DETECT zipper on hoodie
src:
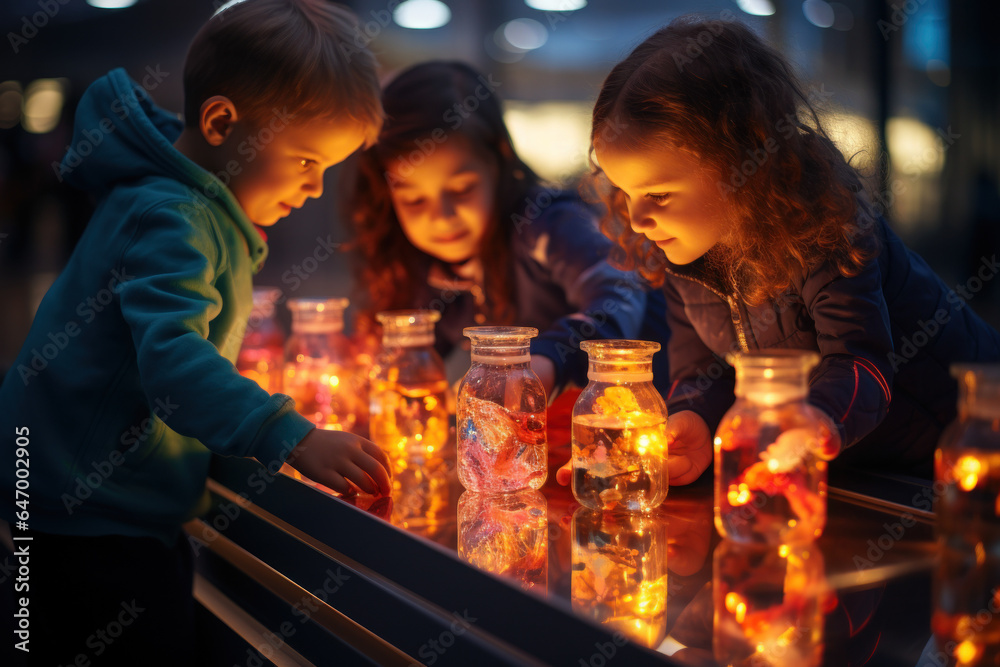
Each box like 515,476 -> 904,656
726,295 -> 750,352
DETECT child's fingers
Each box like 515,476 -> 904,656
361,440 -> 392,474
318,470 -> 350,496
341,462 -> 379,495
556,461 -> 572,486
352,449 -> 392,496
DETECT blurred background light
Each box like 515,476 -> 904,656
22,79 -> 65,134
503,18 -> 548,51
822,111 -> 879,173
802,0 -> 835,28
829,2 -> 854,31
927,59 -> 951,87
86,0 -> 139,8
504,101 -> 592,184
393,0 -> 451,30
887,117 -> 946,176
524,0 -> 586,11
735,0 -> 776,17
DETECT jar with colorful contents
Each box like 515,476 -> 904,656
457,326 -> 547,493
369,310 -> 449,477
572,340 -> 668,512
284,298 -> 355,431
714,350 -> 827,544
236,287 -> 285,393
932,364 -> 1000,666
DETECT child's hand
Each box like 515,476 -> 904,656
555,410 -> 713,487
666,410 -> 713,485
806,405 -> 842,460
285,429 -> 392,496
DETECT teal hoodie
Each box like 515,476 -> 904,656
0,69 -> 315,545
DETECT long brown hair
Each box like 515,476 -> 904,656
346,61 -> 541,332
589,16 -> 877,304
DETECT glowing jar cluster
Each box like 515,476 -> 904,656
571,340 -> 668,512
933,364 -> 1000,667
283,298 -> 358,432
457,327 -> 547,493
715,350 -> 828,545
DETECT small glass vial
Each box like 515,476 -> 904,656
457,326 -> 547,493
713,540 -> 826,667
458,490 -> 548,592
236,287 -> 285,394
572,507 -> 668,648
932,364 -> 1000,667
715,350 -> 827,544
572,340 -> 668,512
369,309 -> 450,476
284,298 -> 355,431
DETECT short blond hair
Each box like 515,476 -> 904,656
183,0 -> 382,145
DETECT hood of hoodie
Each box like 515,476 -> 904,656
59,68 -> 267,270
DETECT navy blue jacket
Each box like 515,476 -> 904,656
411,189 -> 671,393
663,217 -> 1000,477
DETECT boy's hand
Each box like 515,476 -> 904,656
285,429 -> 391,496
666,410 -> 713,486
555,410 -> 713,487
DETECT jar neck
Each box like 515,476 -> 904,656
735,370 -> 809,406
955,367 -> 1000,420
588,360 -> 653,383
382,326 -> 435,349
470,343 -> 531,365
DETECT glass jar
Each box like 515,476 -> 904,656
572,340 -> 668,512
369,310 -> 451,500
236,287 -> 285,393
458,490 -> 548,592
715,350 -> 828,544
457,326 -> 547,493
932,364 -> 1000,666
571,507 -> 668,648
284,298 -> 355,431
713,540 -> 827,667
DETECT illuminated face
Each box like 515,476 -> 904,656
224,115 -> 369,226
595,139 -> 729,266
384,136 -> 497,265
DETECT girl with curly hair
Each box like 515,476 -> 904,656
347,60 -> 670,398
568,16 -> 999,485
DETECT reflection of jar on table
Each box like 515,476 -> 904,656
458,490 -> 548,592
571,507 -> 668,648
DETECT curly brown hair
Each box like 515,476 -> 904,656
588,16 -> 877,305
344,61 -> 541,334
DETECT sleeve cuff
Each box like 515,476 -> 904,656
247,395 -> 316,468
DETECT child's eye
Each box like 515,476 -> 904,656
299,158 -> 317,169
401,197 -> 425,207
451,183 -> 476,196
646,193 -> 672,205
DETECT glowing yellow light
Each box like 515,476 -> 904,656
734,602 -> 746,623
779,544 -> 789,558
296,354 -> 305,363
328,375 -> 340,388
424,395 -> 438,411
728,482 -> 752,506
767,458 -> 780,472
955,640 -> 980,664
725,592 -> 748,624
637,433 -> 650,455
763,368 -> 775,379
316,303 -> 325,312
714,436 -> 723,447
414,433 -> 423,441
956,455 -> 982,491
426,444 -> 435,453
788,519 -> 797,528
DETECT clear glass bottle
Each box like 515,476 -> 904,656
236,287 -> 285,394
932,364 -> 1000,666
713,540 -> 826,667
369,310 -> 451,496
284,298 -> 355,431
572,507 -> 668,648
458,490 -> 548,593
715,350 -> 827,544
457,326 -> 547,493
572,340 -> 668,512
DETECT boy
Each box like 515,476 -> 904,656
0,1 -> 389,663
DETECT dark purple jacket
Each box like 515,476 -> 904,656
663,217 -> 1000,478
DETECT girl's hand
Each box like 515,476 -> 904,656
285,429 -> 392,496
666,410 -> 713,485
555,409 -> 713,487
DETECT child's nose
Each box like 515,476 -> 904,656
628,201 -> 657,231
303,171 -> 324,198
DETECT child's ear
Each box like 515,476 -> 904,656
198,95 -> 239,146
